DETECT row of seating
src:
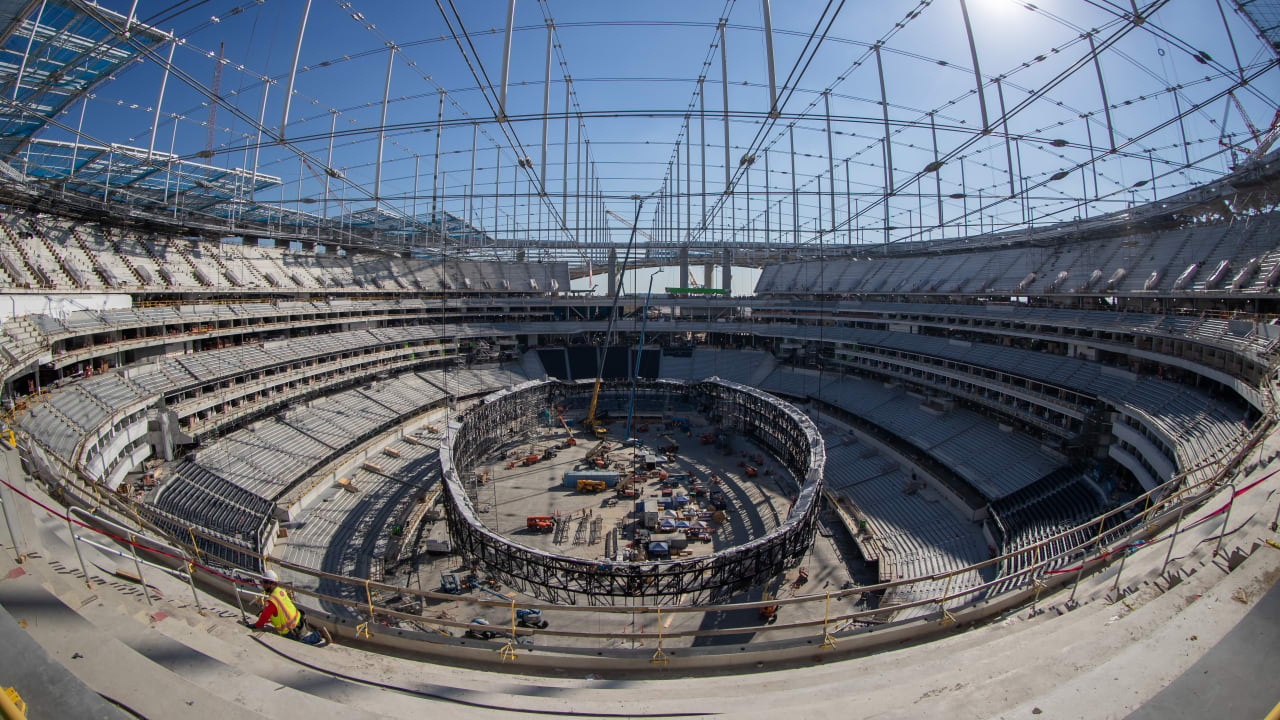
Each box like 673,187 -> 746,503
184,368 -> 513,503
990,474 -> 1112,590
658,349 -> 768,385
20,374 -> 151,461
824,439 -> 991,616
1,212 -> 570,293
758,211 -> 1280,296
278,439 -> 444,616
146,461 -> 276,572
783,370 -> 1063,501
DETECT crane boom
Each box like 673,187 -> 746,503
605,209 -> 658,243
204,42 -> 224,158
1228,92 -> 1261,145
584,200 -> 646,433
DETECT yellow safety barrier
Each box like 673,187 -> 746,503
0,686 -> 26,720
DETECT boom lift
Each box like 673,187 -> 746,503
582,199 -> 646,439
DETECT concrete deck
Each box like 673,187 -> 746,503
3,435 -> 1279,718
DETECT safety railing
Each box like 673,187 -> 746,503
4,380 -> 1274,661
41,424 -> 1264,641
65,506 -> 204,613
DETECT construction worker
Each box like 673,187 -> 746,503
246,570 -> 332,646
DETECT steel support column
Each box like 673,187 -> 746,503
930,112 -> 943,237
699,79 -> 707,232
789,126 -> 798,246
996,78 -> 1016,198
374,47 -> 395,200
762,0 -> 778,115
497,0 -> 517,118
323,111 -> 336,219
147,39 -> 177,161
957,0 -> 989,132
824,92 -> 835,236
1088,34 -> 1117,152
540,22 -> 552,191
875,45 -> 893,194
249,84 -> 269,202
563,79 -> 570,225
279,0 -> 312,141
720,23 -> 731,190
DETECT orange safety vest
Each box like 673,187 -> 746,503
267,586 -> 301,634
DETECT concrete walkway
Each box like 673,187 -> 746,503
3,440 -> 1280,718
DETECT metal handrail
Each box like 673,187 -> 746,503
65,507 -> 204,613
8,381 -> 1273,651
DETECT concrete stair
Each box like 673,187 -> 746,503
0,221 -> 48,288
102,229 -> 158,287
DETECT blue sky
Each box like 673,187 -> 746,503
34,0 -> 1280,264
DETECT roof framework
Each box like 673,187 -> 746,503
0,0 -> 168,158
0,1 -> 1273,269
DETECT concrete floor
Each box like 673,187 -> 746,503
5,436 -> 1280,718
396,414 -> 859,649
477,417 -> 797,560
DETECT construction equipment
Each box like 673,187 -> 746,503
440,573 -> 463,594
605,208 -> 659,243
759,591 -> 779,624
516,608 -> 549,629
521,453 -> 540,467
791,567 -> 810,591
554,410 -> 578,446
201,42 -> 224,158
745,466 -> 758,478
580,201 -> 645,445
463,618 -> 502,640
526,516 -> 555,532
584,441 -> 611,461
577,478 -> 607,493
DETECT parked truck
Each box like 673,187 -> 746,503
526,515 -> 555,532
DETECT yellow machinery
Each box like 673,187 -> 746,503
556,412 -> 578,446
576,478 -> 607,493
583,373 -> 606,438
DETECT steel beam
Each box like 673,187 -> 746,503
374,47 -> 395,200
996,78 -> 1016,198
147,39 -> 176,161
11,0 -> 47,103
279,0 -> 312,141
957,0 -> 989,133
498,0 -> 517,117
1087,34 -> 1117,152
540,22 -> 552,191
874,45 -> 893,194
720,23 -> 731,190
762,0 -> 778,115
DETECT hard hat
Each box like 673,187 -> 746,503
261,569 -> 279,584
